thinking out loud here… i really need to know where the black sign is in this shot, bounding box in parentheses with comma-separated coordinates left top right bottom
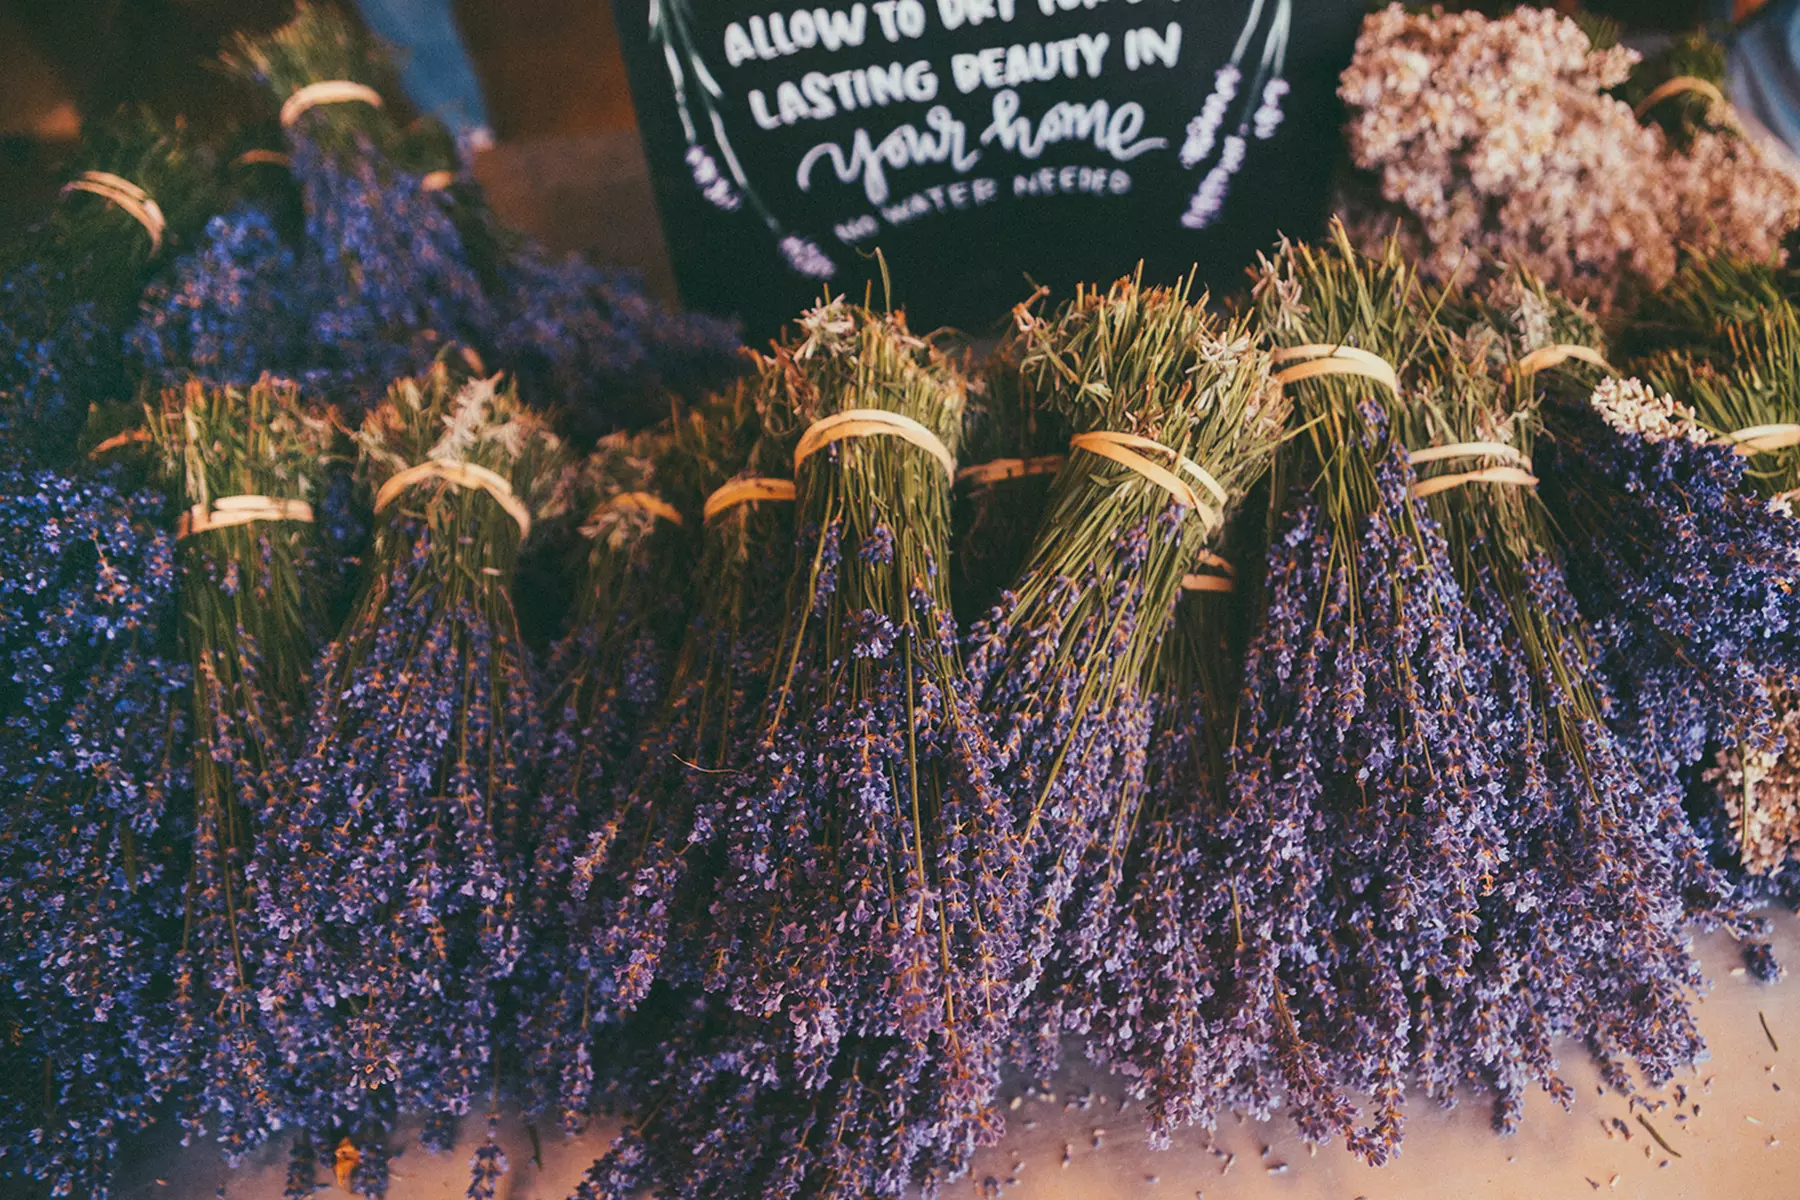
(615, 0, 1365, 338)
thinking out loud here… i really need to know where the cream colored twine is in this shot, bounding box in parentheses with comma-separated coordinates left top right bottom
(176, 495, 314, 540)
(420, 170, 454, 192)
(373, 459, 531, 537)
(1729, 424, 1800, 456)
(793, 409, 956, 480)
(87, 428, 151, 459)
(1514, 344, 1613, 375)
(703, 477, 796, 520)
(1407, 441, 1529, 470)
(1068, 431, 1225, 531)
(1408, 442, 1537, 498)
(1270, 344, 1401, 396)
(235, 149, 292, 168)
(280, 80, 384, 127)
(62, 171, 165, 253)
(1181, 550, 1237, 593)
(955, 454, 1066, 487)
(1634, 75, 1726, 119)
(605, 491, 683, 525)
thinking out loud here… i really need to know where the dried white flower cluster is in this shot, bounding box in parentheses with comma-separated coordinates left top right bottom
(1589, 376, 1709, 444)
(1339, 4, 1800, 311)
(1709, 693, 1800, 875)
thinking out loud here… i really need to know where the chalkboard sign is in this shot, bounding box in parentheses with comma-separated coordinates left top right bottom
(615, 0, 1365, 337)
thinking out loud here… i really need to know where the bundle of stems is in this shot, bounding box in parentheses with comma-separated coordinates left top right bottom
(1399, 305, 1736, 1136)
(1, 112, 218, 458)
(1222, 227, 1515, 1159)
(252, 363, 565, 1195)
(1631, 295, 1800, 882)
(0, 463, 186, 1200)
(589, 297, 1017, 1196)
(518, 421, 701, 1130)
(142, 377, 332, 1159)
(962, 273, 1281, 1081)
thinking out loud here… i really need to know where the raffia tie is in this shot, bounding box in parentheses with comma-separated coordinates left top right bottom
(1635, 75, 1726, 119)
(703, 477, 796, 521)
(235, 148, 292, 168)
(281, 80, 384, 127)
(373, 459, 532, 537)
(955, 455, 1066, 487)
(61, 171, 165, 253)
(1514, 343, 1612, 376)
(1270, 344, 1401, 396)
(1729, 424, 1800, 456)
(793, 409, 956, 480)
(1408, 442, 1537, 499)
(1069, 431, 1225, 532)
(87, 428, 151, 458)
(605, 491, 683, 525)
(176, 495, 314, 540)
(1181, 549, 1236, 594)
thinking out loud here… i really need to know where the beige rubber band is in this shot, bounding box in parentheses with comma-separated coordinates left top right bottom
(87, 428, 151, 458)
(373, 459, 531, 537)
(176, 495, 314, 540)
(1412, 465, 1539, 499)
(955, 454, 1066, 487)
(1635, 75, 1726, 119)
(62, 172, 165, 253)
(235, 149, 292, 167)
(281, 80, 384, 127)
(1069, 431, 1223, 530)
(1515, 344, 1612, 375)
(1180, 573, 1235, 593)
(1270, 344, 1400, 396)
(703, 477, 796, 520)
(1407, 441, 1529, 470)
(605, 491, 683, 526)
(1194, 548, 1236, 576)
(794, 409, 956, 480)
(1729, 424, 1800, 455)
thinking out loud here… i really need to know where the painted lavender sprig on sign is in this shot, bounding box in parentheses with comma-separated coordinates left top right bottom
(252, 363, 565, 1193)
(962, 274, 1281, 1083)
(0, 466, 185, 1200)
(142, 378, 333, 1160)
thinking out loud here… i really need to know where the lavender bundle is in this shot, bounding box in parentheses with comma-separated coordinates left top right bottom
(518, 423, 700, 1130)
(1396, 306, 1737, 1137)
(1, 113, 217, 458)
(0, 465, 185, 1199)
(142, 378, 332, 1159)
(962, 275, 1281, 1082)
(600, 299, 1018, 1196)
(253, 364, 565, 1191)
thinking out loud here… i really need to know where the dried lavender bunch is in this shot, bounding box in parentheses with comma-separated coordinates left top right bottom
(949, 334, 1068, 625)
(1228, 229, 1500, 1160)
(962, 275, 1280, 1081)
(142, 378, 332, 1159)
(0, 464, 186, 1199)
(1, 112, 218, 458)
(1336, 4, 1800, 312)
(1398, 312, 1737, 1139)
(212, 4, 493, 409)
(664, 298, 1018, 1192)
(1630, 308, 1800, 881)
(253, 365, 565, 1181)
(517, 422, 701, 1130)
